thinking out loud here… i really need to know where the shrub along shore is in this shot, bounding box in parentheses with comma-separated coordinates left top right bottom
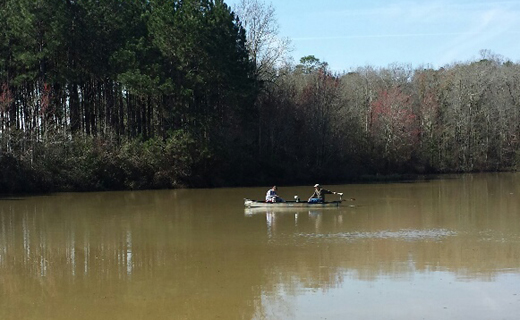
(1, 1, 519, 193)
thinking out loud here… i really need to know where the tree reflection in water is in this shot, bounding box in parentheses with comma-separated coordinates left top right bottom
(1, 174, 520, 319)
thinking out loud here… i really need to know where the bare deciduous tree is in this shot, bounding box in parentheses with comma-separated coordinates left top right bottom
(233, 0, 292, 82)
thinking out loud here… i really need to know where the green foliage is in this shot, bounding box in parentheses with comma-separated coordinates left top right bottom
(297, 55, 329, 74)
(0, 131, 216, 192)
(0, 0, 261, 193)
(0, 0, 518, 193)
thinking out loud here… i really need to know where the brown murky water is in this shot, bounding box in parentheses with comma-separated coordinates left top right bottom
(1, 173, 519, 319)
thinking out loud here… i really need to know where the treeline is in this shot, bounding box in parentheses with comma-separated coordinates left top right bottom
(259, 54, 520, 182)
(1, 0, 519, 193)
(0, 0, 258, 192)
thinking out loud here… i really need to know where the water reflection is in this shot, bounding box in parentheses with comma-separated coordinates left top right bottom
(0, 174, 519, 319)
(240, 179, 520, 284)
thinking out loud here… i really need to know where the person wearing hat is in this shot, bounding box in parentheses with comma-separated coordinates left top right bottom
(308, 184, 336, 203)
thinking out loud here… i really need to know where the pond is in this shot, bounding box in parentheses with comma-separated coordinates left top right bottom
(1, 173, 519, 319)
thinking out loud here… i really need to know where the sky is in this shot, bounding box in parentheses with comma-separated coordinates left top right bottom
(227, 0, 520, 72)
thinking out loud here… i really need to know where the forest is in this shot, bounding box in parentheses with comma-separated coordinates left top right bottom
(1, 0, 520, 193)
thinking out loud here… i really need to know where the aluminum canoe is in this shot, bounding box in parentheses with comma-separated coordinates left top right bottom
(244, 198, 341, 208)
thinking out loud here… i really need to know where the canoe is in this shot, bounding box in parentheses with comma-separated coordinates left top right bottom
(244, 198, 341, 208)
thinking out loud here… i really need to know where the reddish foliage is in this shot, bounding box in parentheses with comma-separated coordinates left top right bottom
(39, 83, 53, 115)
(0, 83, 13, 112)
(300, 71, 340, 104)
(370, 87, 419, 156)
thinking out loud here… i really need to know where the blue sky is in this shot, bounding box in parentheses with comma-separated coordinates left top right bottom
(228, 0, 520, 72)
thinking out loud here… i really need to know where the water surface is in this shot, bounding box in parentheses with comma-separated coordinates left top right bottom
(1, 173, 519, 319)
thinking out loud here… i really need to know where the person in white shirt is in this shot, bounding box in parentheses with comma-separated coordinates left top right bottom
(265, 186, 284, 202)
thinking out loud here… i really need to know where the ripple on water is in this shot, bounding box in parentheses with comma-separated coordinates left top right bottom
(298, 229, 457, 242)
